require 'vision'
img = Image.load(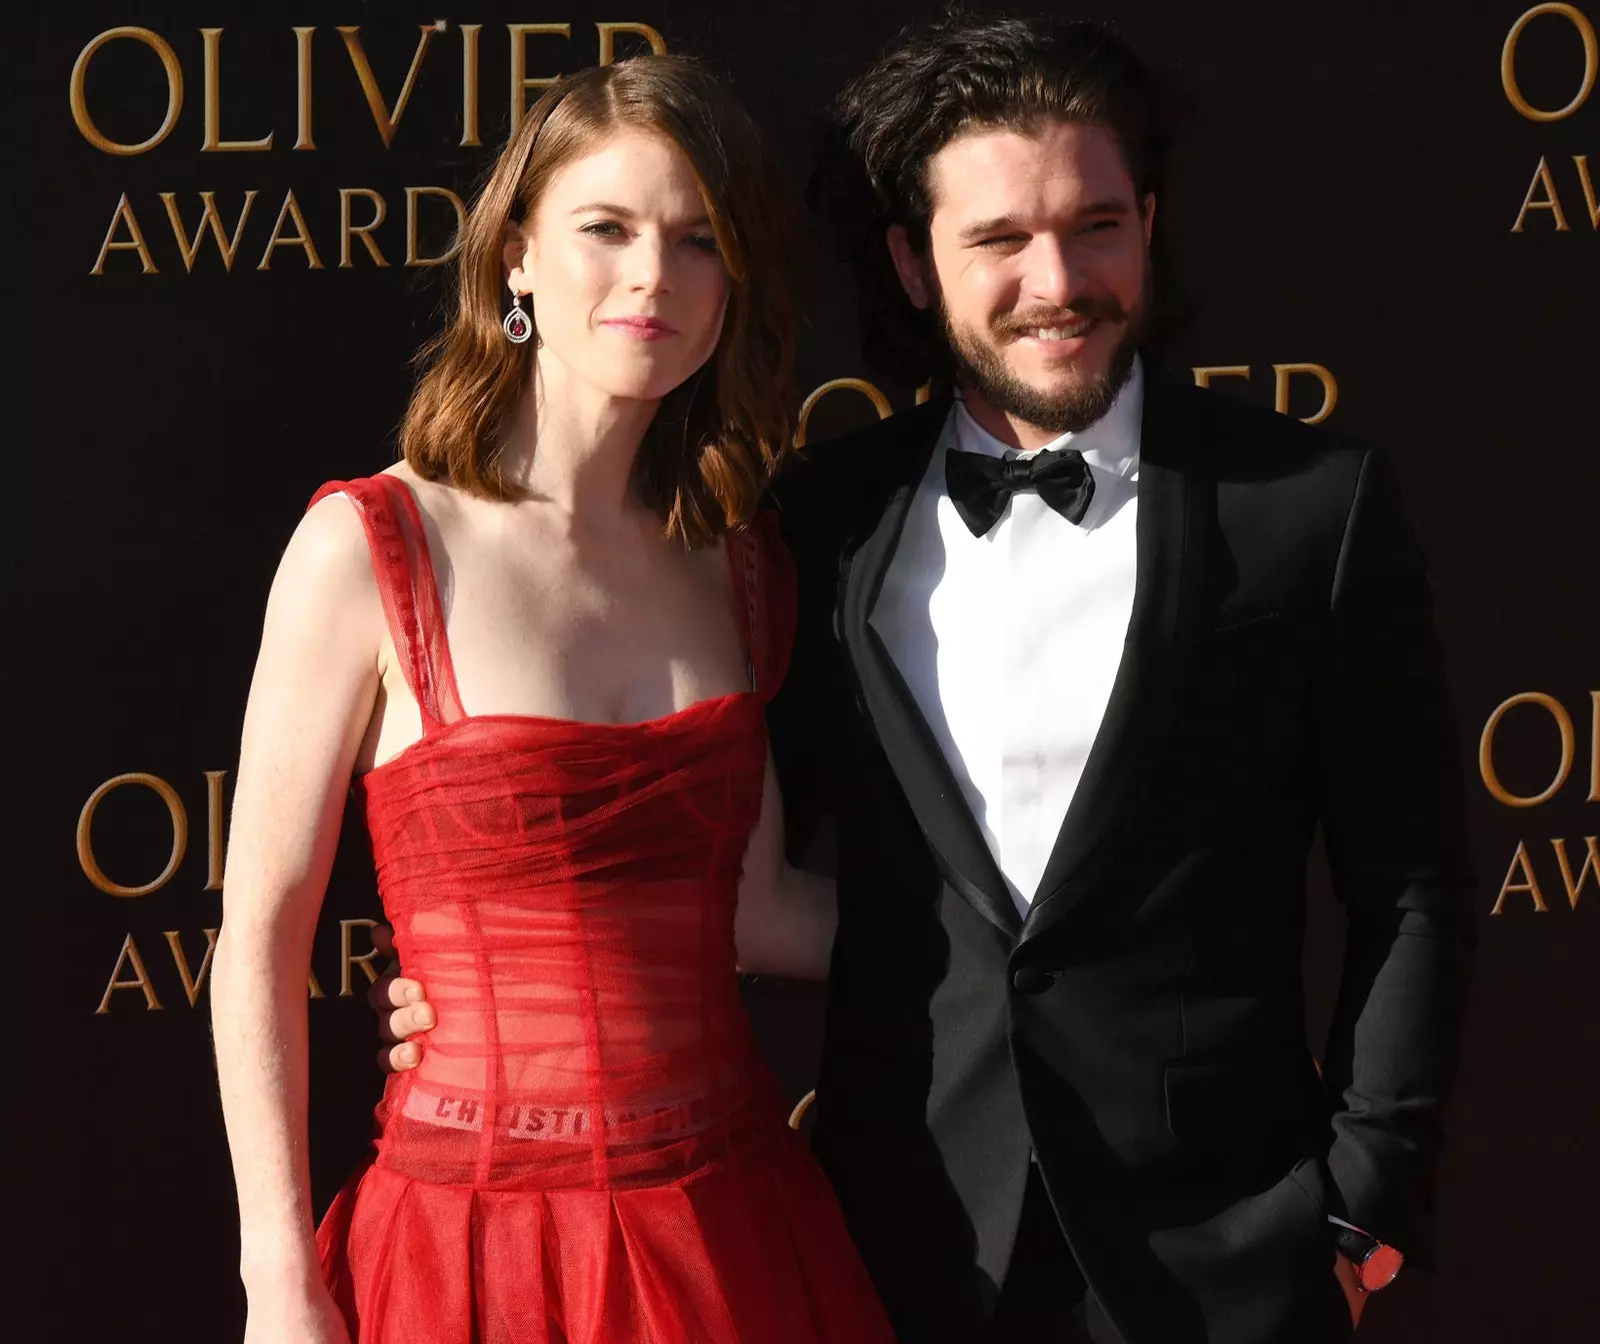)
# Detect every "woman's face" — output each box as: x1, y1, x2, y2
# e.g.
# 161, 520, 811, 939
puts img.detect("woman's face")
507, 128, 730, 405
